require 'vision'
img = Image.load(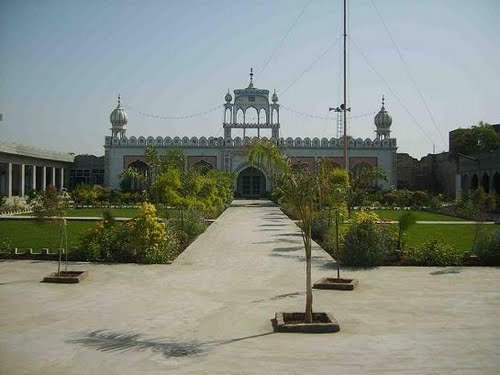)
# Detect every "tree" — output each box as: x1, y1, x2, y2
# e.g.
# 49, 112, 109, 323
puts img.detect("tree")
451, 122, 500, 156
275, 167, 319, 323
31, 185, 70, 275
349, 165, 387, 212
397, 211, 417, 250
